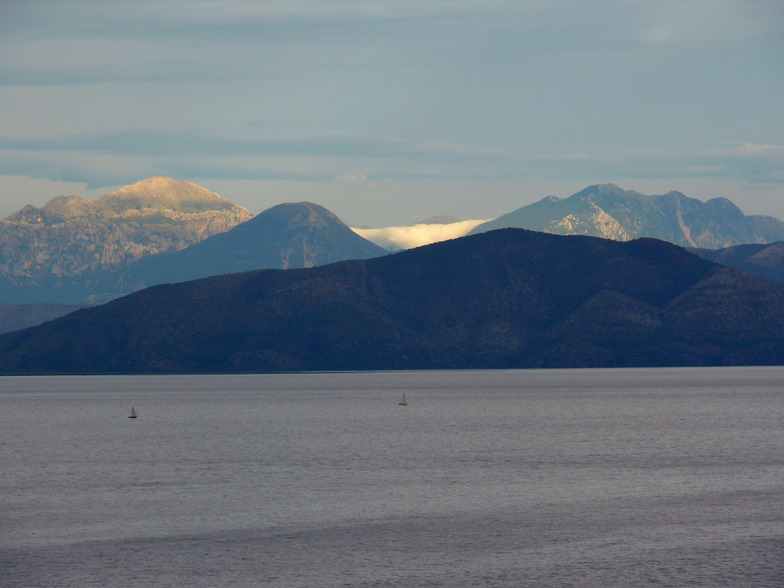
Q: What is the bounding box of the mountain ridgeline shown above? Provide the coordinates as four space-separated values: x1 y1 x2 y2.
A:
0 180 385 304
3 229 784 374
5 177 784 348
0 303 84 335
5 179 784 307
689 242 784 286
470 184 784 248
0 177 252 303
114 202 388 292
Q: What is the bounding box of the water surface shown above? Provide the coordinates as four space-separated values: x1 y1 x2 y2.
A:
2 368 783 586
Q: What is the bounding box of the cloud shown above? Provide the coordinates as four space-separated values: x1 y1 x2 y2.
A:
620 143 784 184
0 0 549 86
332 172 369 184
706 143 784 158
0 151 165 190
13 0 749 87
1 0 782 223
352 219 490 250
0 129 525 187
640 0 782 45
0 129 401 158
3 128 784 193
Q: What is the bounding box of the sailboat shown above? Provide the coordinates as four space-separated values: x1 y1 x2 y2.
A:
399 393 408 406
128 406 137 419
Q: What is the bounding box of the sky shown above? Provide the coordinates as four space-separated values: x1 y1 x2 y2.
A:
1 0 783 227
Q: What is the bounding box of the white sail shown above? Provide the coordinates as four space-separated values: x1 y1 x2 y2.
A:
399 394 408 406
128 406 137 418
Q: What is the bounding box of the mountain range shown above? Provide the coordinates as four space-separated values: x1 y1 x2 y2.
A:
0 179 385 305
113 201 387 293
0 177 251 304
469 183 784 248
3 228 784 374
5 178 784 342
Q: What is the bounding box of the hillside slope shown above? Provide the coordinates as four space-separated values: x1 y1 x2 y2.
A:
690 242 784 285
2 229 784 374
0 303 83 335
114 202 388 291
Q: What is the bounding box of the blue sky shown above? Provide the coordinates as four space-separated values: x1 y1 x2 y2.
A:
1 0 783 226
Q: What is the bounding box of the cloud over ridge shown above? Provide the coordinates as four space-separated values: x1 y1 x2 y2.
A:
353 219 489 250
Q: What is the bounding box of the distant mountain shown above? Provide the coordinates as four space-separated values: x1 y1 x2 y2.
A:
470 184 784 248
3 229 784 374
113 202 388 292
690 241 784 285
0 177 251 303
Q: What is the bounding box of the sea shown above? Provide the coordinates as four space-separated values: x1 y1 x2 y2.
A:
2 368 783 587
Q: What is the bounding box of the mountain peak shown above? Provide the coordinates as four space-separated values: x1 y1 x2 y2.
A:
0 179 253 302
469 184 784 248
98 177 241 214
33 177 249 222
249 201 355 232
261 201 340 222
577 183 640 199
108 176 209 196
5 204 45 224
114 200 387 291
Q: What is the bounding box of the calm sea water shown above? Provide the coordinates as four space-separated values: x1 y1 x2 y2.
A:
2 368 783 587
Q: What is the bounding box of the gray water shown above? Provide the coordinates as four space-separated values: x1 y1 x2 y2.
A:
2 368 783 587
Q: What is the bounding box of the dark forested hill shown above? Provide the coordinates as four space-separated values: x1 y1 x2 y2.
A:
2 229 784 374
690 241 784 285
0 303 83 335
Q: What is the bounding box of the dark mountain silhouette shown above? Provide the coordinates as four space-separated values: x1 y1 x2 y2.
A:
113 202 388 292
690 242 784 285
470 184 784 248
0 303 83 335
2 229 784 374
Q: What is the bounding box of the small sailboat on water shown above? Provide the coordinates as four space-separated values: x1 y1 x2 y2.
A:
399 393 408 406
128 406 137 419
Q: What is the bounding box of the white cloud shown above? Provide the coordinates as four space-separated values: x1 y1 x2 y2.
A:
706 143 784 158
352 219 489 250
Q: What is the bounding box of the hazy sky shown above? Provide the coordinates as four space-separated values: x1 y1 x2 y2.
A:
1 0 783 226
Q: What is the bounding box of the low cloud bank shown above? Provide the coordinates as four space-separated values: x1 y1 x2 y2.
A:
352 219 490 250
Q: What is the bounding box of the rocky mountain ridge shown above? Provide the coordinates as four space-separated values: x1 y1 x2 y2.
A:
0 197 387 305
1 176 251 275
0 177 252 303
469 184 784 248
